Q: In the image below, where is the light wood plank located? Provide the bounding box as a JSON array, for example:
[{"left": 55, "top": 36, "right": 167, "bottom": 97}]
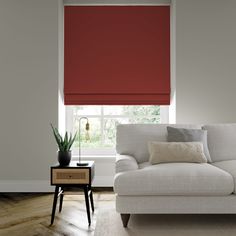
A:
[{"left": 0, "top": 190, "right": 114, "bottom": 235}]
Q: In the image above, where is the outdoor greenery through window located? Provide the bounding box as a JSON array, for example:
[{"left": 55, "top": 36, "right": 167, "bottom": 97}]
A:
[{"left": 66, "top": 106, "right": 163, "bottom": 155}]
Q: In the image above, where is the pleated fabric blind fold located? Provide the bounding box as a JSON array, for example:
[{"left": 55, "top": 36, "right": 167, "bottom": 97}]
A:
[{"left": 64, "top": 6, "right": 170, "bottom": 105}]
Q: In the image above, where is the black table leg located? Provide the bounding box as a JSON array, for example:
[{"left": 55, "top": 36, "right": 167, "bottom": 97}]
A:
[
  {"left": 59, "top": 188, "right": 64, "bottom": 213},
  {"left": 89, "top": 188, "right": 94, "bottom": 212},
  {"left": 51, "top": 186, "right": 59, "bottom": 225},
  {"left": 84, "top": 185, "right": 91, "bottom": 226}
]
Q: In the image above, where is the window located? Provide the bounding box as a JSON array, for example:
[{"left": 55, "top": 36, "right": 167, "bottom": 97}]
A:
[{"left": 66, "top": 106, "right": 169, "bottom": 156}]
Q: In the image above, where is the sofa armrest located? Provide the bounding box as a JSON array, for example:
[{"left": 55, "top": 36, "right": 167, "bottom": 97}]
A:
[{"left": 116, "top": 154, "right": 139, "bottom": 173}]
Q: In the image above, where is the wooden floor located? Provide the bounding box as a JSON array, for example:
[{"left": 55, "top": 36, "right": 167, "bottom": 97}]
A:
[{"left": 0, "top": 188, "right": 115, "bottom": 236}]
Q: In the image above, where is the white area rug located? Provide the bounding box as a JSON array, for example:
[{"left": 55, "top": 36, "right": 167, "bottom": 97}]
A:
[{"left": 95, "top": 208, "right": 236, "bottom": 236}]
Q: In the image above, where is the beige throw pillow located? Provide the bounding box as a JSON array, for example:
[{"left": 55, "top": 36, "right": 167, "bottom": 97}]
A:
[{"left": 148, "top": 142, "right": 207, "bottom": 165}]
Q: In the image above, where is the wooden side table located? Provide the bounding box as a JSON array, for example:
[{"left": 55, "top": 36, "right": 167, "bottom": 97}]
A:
[{"left": 50, "top": 161, "right": 95, "bottom": 226}]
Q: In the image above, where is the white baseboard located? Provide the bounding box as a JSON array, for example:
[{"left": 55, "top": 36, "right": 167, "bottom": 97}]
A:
[
  {"left": 0, "top": 156, "right": 115, "bottom": 192},
  {"left": 93, "top": 176, "right": 114, "bottom": 187},
  {"left": 0, "top": 176, "right": 113, "bottom": 192}
]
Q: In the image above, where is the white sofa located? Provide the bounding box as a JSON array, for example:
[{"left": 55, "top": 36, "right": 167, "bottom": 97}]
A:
[{"left": 114, "top": 124, "right": 236, "bottom": 227}]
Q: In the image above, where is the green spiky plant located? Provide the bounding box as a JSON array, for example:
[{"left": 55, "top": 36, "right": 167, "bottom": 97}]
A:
[{"left": 51, "top": 124, "right": 77, "bottom": 152}]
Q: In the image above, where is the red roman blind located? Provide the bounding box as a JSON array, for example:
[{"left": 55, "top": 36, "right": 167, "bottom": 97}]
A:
[{"left": 64, "top": 6, "right": 170, "bottom": 105}]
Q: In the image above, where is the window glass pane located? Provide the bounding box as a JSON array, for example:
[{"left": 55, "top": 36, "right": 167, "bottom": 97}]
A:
[
  {"left": 103, "top": 105, "right": 160, "bottom": 116},
  {"left": 128, "top": 116, "right": 160, "bottom": 123},
  {"left": 73, "top": 105, "right": 101, "bottom": 116},
  {"left": 73, "top": 118, "right": 101, "bottom": 148},
  {"left": 122, "top": 105, "right": 160, "bottom": 116},
  {"left": 103, "top": 106, "right": 124, "bottom": 115},
  {"left": 103, "top": 118, "right": 129, "bottom": 147}
]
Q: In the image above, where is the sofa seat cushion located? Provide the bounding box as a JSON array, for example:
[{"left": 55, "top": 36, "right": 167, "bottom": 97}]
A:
[
  {"left": 114, "top": 162, "right": 234, "bottom": 196},
  {"left": 212, "top": 160, "right": 236, "bottom": 194}
]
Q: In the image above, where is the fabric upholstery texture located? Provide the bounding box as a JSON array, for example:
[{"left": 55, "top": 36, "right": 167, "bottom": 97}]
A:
[
  {"left": 114, "top": 162, "right": 233, "bottom": 196},
  {"left": 115, "top": 155, "right": 139, "bottom": 173},
  {"left": 116, "top": 124, "right": 202, "bottom": 163},
  {"left": 203, "top": 124, "right": 236, "bottom": 162},
  {"left": 167, "top": 126, "right": 212, "bottom": 162},
  {"left": 212, "top": 160, "right": 236, "bottom": 193},
  {"left": 115, "top": 123, "right": 236, "bottom": 215},
  {"left": 148, "top": 141, "right": 207, "bottom": 164}
]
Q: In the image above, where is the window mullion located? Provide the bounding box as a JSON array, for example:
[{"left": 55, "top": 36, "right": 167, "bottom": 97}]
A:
[{"left": 101, "top": 106, "right": 104, "bottom": 147}]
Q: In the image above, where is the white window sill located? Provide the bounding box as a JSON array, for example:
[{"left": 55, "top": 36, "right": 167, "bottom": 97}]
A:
[{"left": 72, "top": 155, "right": 116, "bottom": 163}]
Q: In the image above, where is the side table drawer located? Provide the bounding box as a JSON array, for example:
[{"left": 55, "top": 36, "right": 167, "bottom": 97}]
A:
[{"left": 52, "top": 169, "right": 90, "bottom": 184}]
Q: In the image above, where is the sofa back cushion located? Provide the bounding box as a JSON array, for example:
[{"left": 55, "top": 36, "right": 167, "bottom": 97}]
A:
[
  {"left": 203, "top": 124, "right": 236, "bottom": 162},
  {"left": 116, "top": 124, "right": 202, "bottom": 163},
  {"left": 167, "top": 126, "right": 212, "bottom": 162}
]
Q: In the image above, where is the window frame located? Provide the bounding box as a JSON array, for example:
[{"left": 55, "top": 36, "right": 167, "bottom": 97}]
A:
[{"left": 66, "top": 105, "right": 169, "bottom": 156}]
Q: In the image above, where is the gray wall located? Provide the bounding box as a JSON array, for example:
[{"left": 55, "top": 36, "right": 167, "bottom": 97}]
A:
[
  {"left": 0, "top": 0, "right": 58, "bottom": 183},
  {"left": 1, "top": 0, "right": 236, "bottom": 190},
  {"left": 176, "top": 0, "right": 236, "bottom": 123}
]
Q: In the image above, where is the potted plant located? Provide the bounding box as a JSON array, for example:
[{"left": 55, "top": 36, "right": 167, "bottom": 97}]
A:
[{"left": 51, "top": 124, "right": 77, "bottom": 166}]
